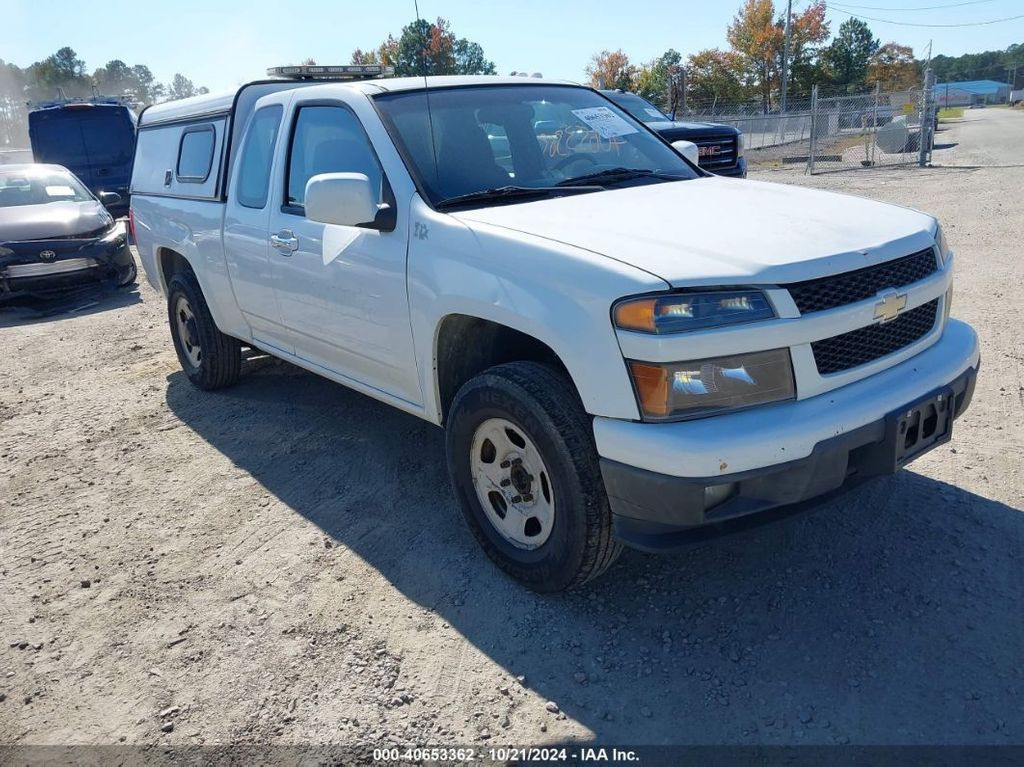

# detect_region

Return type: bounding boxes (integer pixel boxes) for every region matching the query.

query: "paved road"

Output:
[933,107,1024,167]
[1,105,1022,751]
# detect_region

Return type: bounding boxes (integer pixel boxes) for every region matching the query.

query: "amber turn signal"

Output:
[613,299,658,333]
[627,361,671,417]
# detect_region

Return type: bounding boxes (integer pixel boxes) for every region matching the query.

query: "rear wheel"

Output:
[167,271,240,390]
[446,361,621,592]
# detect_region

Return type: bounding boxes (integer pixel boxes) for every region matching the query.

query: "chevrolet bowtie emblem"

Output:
[874,290,908,323]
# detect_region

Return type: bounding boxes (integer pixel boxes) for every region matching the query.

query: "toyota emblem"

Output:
[39,250,57,263]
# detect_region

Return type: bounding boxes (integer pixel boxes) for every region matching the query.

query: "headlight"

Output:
[934,222,950,265]
[99,222,127,247]
[736,132,746,158]
[628,348,795,420]
[614,290,775,334]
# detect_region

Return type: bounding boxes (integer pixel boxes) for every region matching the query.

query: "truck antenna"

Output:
[414,0,441,189]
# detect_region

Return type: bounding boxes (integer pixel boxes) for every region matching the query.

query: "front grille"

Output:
[1,237,99,258]
[787,248,937,314]
[692,136,738,171]
[812,299,939,375]
[3,257,99,278]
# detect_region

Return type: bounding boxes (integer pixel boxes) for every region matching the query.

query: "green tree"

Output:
[25,46,90,100]
[0,59,29,146]
[357,18,494,76]
[686,49,747,109]
[350,49,380,65]
[167,73,197,101]
[823,18,879,89]
[930,43,1024,86]
[129,64,164,104]
[455,39,495,76]
[93,59,135,95]
[633,49,683,111]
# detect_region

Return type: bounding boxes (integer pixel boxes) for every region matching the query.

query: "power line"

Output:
[830,0,995,11]
[831,9,1024,26]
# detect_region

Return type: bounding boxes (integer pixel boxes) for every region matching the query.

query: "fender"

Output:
[405,197,667,424]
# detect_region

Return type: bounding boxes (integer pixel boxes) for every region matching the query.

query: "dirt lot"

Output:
[1,109,1022,750]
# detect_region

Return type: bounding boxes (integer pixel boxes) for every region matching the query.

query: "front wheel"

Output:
[446,361,621,592]
[167,271,241,390]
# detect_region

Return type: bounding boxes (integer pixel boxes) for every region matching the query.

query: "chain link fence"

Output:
[682,74,936,174]
[806,84,934,173]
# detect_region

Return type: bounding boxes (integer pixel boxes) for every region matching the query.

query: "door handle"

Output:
[270,230,298,255]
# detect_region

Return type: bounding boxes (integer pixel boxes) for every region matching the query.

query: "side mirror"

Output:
[671,140,700,166]
[304,173,382,228]
[99,191,122,208]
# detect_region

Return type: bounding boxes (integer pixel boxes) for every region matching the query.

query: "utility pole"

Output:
[780,0,793,113]
[919,67,934,168]
[680,67,688,117]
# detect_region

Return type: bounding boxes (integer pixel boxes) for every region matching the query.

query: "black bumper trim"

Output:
[602,362,978,552]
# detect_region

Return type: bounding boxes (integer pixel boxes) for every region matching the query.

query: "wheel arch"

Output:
[157,247,193,294]
[433,313,582,426]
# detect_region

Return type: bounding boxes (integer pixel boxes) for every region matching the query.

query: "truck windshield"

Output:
[374,84,697,208]
[603,92,672,123]
[0,167,92,208]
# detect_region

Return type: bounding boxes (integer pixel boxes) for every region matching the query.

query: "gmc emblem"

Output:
[698,145,722,157]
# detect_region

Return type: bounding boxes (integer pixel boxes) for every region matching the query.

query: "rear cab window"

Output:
[236,106,283,209]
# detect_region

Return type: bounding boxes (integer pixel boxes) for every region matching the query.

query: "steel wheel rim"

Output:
[469,417,555,550]
[174,295,202,368]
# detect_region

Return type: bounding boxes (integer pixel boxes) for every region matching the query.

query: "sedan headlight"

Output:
[99,221,127,248]
[614,290,775,334]
[628,348,795,420]
[934,222,950,266]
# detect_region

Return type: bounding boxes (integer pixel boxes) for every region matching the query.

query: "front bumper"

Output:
[597,319,979,551]
[0,228,133,302]
[710,157,747,177]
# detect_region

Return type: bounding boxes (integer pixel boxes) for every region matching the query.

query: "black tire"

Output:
[446,361,622,592]
[167,270,241,390]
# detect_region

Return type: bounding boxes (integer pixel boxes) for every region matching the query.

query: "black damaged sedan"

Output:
[0,164,136,304]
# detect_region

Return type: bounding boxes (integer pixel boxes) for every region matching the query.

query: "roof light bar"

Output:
[266,65,394,80]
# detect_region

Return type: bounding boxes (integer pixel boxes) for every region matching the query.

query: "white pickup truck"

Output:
[130,66,979,592]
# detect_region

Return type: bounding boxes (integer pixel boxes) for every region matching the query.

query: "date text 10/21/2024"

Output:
[372,746,641,763]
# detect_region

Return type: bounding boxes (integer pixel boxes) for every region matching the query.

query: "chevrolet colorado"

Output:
[130,68,978,591]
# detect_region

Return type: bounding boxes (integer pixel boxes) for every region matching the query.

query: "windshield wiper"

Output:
[436,184,600,210]
[555,167,686,187]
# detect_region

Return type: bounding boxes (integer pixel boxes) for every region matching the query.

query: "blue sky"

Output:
[4,0,1023,92]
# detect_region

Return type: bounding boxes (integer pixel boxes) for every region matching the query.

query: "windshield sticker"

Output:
[44,185,75,197]
[570,107,638,139]
[644,108,666,120]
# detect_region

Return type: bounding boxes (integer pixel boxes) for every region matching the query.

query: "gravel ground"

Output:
[1,108,1022,750]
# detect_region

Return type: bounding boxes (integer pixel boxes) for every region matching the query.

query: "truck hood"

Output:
[451,177,937,287]
[646,119,738,135]
[0,200,113,242]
